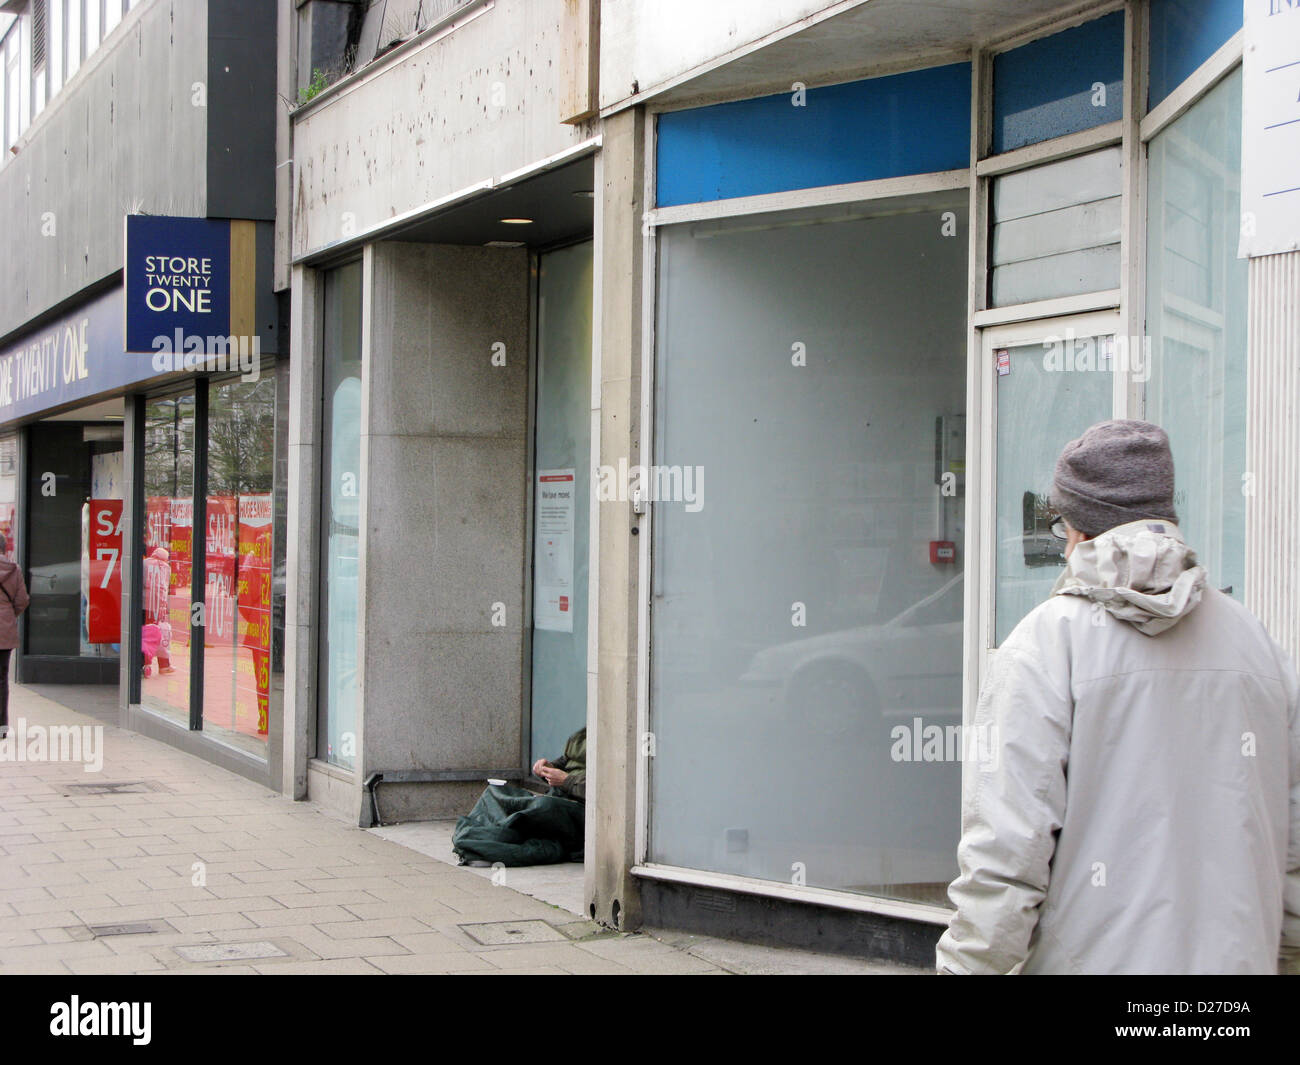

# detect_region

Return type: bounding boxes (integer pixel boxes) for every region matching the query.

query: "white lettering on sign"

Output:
[0,314,92,413]
[141,254,215,315]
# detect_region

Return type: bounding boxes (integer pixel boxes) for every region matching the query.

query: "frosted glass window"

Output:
[990,147,1122,306]
[994,335,1113,644]
[1148,0,1242,110]
[651,195,968,904]
[530,242,593,766]
[318,262,363,770]
[1146,69,1246,600]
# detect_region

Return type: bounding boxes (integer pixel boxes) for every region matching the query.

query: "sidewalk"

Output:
[0,685,918,975]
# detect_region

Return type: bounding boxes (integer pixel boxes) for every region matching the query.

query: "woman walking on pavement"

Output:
[0,532,30,738]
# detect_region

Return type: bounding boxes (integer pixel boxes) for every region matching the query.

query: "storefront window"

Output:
[530,241,593,766]
[650,196,967,903]
[993,333,1114,644]
[142,393,197,726]
[0,435,17,560]
[1146,69,1246,599]
[84,427,125,659]
[202,376,277,758]
[26,422,124,661]
[319,262,363,769]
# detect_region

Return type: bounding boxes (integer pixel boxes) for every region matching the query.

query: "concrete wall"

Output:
[289,0,596,260]
[597,0,843,110]
[355,241,531,821]
[283,263,323,801]
[0,0,279,340]
[0,0,208,339]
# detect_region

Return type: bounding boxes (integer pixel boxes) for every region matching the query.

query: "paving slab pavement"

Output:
[0,684,922,975]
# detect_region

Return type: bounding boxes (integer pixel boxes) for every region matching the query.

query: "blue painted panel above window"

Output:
[1148,0,1242,110]
[655,63,971,208]
[992,11,1125,155]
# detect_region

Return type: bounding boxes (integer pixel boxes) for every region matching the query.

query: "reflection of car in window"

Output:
[740,573,964,735]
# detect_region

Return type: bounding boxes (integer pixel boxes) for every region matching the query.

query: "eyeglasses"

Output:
[1046,514,1068,540]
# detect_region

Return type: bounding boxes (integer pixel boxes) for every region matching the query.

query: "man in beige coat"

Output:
[938,421,1300,974]
[0,532,31,737]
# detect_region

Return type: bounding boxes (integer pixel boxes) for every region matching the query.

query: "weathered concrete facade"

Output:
[0,0,275,341]
[277,0,1300,966]
[281,0,599,826]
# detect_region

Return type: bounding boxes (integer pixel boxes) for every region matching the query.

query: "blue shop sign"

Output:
[124,216,232,354]
[0,286,155,425]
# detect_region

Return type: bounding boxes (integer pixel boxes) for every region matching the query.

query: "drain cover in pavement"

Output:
[86,920,171,937]
[63,780,171,795]
[176,942,289,963]
[459,920,568,946]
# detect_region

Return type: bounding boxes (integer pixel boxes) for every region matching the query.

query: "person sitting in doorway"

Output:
[452,726,589,867]
[531,726,587,801]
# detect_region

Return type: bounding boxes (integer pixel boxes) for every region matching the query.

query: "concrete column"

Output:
[356,241,531,822]
[588,108,645,931]
[283,264,323,800]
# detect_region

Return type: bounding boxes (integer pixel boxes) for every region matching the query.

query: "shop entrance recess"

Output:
[528,241,594,767]
[975,310,1131,688]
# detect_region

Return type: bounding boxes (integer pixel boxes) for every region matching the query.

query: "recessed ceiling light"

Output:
[500,217,534,225]
[572,190,595,199]
[485,240,526,248]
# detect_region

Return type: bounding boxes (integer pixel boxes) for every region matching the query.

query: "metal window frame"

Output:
[975,308,1125,674]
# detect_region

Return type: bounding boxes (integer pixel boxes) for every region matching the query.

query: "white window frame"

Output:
[974,309,1125,684]
[634,95,974,922]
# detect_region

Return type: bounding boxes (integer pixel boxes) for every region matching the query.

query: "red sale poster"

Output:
[168,497,193,592]
[237,494,273,734]
[205,495,238,642]
[87,500,123,643]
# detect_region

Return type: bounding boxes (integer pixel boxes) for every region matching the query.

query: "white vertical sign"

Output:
[1240,0,1300,257]
[533,469,576,633]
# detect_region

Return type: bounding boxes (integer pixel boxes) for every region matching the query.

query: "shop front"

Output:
[0,215,286,785]
[599,0,1269,961]
[287,154,597,824]
[0,284,139,686]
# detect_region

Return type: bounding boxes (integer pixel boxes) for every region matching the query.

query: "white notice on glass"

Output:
[1241,0,1300,257]
[533,469,576,632]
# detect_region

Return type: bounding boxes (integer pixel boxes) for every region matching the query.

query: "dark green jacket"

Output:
[549,727,587,801]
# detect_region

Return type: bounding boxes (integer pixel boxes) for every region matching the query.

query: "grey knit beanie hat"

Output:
[1051,419,1178,537]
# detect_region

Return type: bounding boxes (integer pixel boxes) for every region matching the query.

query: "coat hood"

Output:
[1051,518,1207,636]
